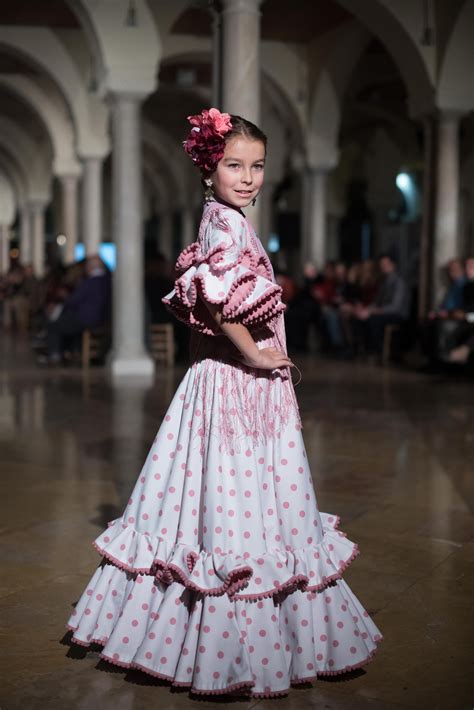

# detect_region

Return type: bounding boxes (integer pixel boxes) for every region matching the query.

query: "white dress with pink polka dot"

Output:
[66,200,383,698]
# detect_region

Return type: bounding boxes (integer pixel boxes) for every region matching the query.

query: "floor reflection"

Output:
[1,335,473,709]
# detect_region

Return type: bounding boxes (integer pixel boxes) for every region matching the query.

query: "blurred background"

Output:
[0,0,473,375]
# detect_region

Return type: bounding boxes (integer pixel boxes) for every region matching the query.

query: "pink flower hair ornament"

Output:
[183,108,232,174]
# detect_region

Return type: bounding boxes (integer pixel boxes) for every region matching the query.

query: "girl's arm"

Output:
[202,300,293,371]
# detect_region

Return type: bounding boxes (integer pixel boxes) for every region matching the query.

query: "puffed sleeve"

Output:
[162,205,286,335]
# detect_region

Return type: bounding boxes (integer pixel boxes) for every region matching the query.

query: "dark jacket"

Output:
[65,272,111,328]
[374,271,409,319]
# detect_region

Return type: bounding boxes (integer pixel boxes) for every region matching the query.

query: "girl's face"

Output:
[211,135,265,209]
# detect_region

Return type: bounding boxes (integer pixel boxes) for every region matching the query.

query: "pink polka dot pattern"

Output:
[65,201,383,698]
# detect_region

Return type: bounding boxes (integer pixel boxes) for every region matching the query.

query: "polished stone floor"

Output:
[1,335,473,710]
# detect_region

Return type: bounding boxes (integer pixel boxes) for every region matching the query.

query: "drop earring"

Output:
[251,196,257,207]
[204,178,214,201]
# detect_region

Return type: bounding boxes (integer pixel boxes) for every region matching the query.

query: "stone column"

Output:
[0,224,10,275]
[19,206,31,265]
[433,112,461,303]
[110,93,154,378]
[82,157,103,256]
[211,6,222,106]
[30,202,46,278]
[60,174,79,263]
[221,0,262,124]
[159,210,174,262]
[302,167,329,270]
[418,115,436,317]
[221,0,262,231]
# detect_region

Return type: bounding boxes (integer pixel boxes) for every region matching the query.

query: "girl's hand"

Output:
[242,347,294,370]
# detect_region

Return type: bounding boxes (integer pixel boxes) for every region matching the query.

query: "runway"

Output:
[1,335,472,709]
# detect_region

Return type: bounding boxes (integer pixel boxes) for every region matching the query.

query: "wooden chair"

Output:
[149,323,175,366]
[82,327,109,368]
[382,323,401,366]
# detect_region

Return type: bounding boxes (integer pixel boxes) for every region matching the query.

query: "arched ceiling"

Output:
[0,1,79,27]
[172,0,352,42]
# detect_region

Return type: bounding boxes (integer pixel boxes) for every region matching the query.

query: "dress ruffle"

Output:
[67,558,382,698]
[92,512,358,601]
[162,203,286,335]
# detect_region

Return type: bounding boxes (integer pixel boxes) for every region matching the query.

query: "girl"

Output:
[66,108,383,698]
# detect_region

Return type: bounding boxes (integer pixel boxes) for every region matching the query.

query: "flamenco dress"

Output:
[66,198,383,698]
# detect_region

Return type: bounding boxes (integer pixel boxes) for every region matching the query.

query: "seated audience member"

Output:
[354,253,408,356]
[319,262,349,352]
[40,255,111,364]
[431,258,466,317]
[285,262,322,352]
[419,258,466,368]
[445,256,474,365]
[359,260,379,306]
[339,263,362,348]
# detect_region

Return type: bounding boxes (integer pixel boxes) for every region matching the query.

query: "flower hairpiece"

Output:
[183,107,232,174]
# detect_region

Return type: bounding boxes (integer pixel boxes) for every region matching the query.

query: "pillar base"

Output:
[110,353,155,378]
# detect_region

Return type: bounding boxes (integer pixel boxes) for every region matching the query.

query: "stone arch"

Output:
[0,27,109,158]
[335,0,434,117]
[308,22,371,167]
[142,121,187,206]
[0,171,16,226]
[438,1,474,112]
[0,117,52,203]
[66,0,161,95]
[0,76,81,177]
[0,150,27,208]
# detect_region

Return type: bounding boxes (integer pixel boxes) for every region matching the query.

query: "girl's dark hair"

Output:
[227,114,267,150]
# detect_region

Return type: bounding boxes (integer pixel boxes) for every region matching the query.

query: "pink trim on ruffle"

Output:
[306,544,360,592]
[162,203,286,337]
[251,688,289,698]
[232,573,308,601]
[92,541,151,574]
[99,653,132,669]
[91,513,360,602]
[316,640,383,677]
[131,662,178,683]
[79,635,383,698]
[166,561,253,597]
[189,680,255,696]
[71,635,92,647]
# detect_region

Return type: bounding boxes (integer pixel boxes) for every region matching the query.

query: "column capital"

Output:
[59,173,80,187]
[221,0,262,14]
[107,91,148,109]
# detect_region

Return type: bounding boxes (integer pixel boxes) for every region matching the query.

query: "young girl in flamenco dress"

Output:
[66,108,383,699]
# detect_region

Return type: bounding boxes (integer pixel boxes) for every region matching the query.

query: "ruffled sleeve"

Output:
[162,205,286,336]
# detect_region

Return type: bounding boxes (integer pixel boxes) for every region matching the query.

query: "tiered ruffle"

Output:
[67,514,382,697]
[162,204,286,336]
[91,512,359,601]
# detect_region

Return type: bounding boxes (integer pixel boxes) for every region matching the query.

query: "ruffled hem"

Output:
[70,632,383,699]
[92,512,356,602]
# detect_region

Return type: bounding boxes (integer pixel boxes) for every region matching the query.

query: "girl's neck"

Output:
[211,194,245,217]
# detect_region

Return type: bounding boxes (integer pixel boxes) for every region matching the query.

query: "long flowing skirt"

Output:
[66,357,383,698]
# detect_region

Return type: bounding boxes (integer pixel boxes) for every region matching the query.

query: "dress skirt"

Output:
[66,354,382,698]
